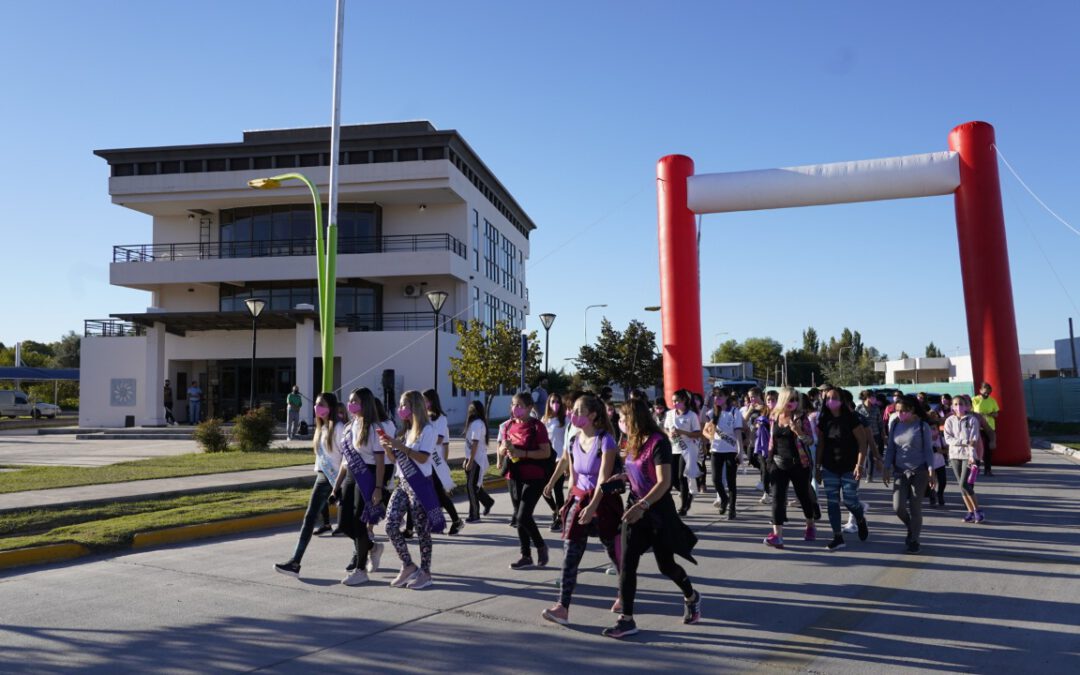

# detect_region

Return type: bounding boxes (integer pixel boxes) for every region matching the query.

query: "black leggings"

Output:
[925,464,947,503]
[559,533,619,608]
[340,473,373,566]
[465,462,495,520]
[769,461,815,526]
[620,512,694,616]
[674,454,692,511]
[516,479,547,556]
[711,452,738,511]
[543,474,566,515]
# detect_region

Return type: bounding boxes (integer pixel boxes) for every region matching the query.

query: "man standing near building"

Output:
[972,382,1000,476]
[286,385,303,440]
[163,379,175,425]
[532,378,549,415]
[187,380,202,425]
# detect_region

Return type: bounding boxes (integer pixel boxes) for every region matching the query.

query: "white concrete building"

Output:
[875,350,1058,385]
[82,122,536,428]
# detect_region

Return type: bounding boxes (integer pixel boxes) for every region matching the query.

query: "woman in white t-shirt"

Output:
[379,390,437,590]
[541,392,568,531]
[702,389,743,520]
[422,389,464,536]
[463,400,495,521]
[664,388,702,516]
[330,387,393,585]
[274,391,346,579]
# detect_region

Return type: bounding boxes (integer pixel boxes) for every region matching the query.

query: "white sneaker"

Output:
[407,570,433,590]
[342,569,369,586]
[367,542,384,573]
[390,565,419,588]
[711,498,724,508]
[759,494,771,505]
[842,519,858,534]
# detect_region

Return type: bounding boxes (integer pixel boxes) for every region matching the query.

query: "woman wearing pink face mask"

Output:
[944,394,985,523]
[815,386,870,552]
[663,389,702,516]
[763,387,817,549]
[542,393,623,626]
[884,395,936,553]
[541,392,568,531]
[501,392,553,569]
[275,392,345,578]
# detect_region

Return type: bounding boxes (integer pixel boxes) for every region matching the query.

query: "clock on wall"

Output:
[110,378,136,407]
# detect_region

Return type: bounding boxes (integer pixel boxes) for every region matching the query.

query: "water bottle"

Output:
[967,463,979,485]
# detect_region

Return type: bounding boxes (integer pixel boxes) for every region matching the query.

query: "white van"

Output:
[0,390,33,418]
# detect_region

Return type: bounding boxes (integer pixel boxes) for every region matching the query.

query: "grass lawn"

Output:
[0,465,503,553]
[1065,443,1080,451]
[0,450,312,494]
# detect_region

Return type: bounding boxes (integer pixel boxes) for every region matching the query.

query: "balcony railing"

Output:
[113,234,467,263]
[345,312,459,334]
[85,319,144,337]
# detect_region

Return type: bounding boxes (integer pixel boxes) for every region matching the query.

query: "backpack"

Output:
[298,420,309,437]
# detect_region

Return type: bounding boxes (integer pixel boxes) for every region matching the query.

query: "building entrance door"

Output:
[213,358,295,420]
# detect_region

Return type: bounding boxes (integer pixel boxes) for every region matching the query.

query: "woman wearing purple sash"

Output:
[380,390,439,590]
[602,397,701,639]
[330,387,392,585]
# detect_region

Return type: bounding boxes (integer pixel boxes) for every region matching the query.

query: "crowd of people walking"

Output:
[273,379,998,639]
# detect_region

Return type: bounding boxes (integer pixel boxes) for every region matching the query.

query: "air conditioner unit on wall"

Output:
[403,283,422,298]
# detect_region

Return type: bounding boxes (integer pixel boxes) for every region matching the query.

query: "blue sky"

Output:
[2,1,1078,370]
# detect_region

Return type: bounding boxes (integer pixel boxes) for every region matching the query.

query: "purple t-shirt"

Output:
[572,431,617,491]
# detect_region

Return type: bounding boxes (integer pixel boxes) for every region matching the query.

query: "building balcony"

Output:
[85,310,460,337]
[110,233,471,289]
[113,233,466,263]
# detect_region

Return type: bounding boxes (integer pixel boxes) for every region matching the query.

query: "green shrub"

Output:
[193,418,231,453]
[231,406,276,452]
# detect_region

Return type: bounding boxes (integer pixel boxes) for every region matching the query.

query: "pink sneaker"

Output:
[541,604,569,626]
[804,525,816,542]
[764,533,784,549]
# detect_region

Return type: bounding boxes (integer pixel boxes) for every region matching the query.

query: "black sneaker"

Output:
[549,518,562,532]
[465,516,481,523]
[403,528,414,539]
[683,590,702,624]
[313,525,332,536]
[906,540,921,554]
[602,617,639,639]
[483,503,493,516]
[826,535,846,552]
[346,553,359,572]
[449,520,465,536]
[856,517,869,542]
[509,556,534,570]
[726,511,736,521]
[274,560,301,577]
[537,546,549,567]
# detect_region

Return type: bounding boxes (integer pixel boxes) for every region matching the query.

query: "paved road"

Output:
[2,448,1078,673]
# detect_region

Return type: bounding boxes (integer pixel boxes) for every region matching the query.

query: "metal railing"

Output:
[113,233,467,263]
[85,319,144,337]
[345,312,459,333]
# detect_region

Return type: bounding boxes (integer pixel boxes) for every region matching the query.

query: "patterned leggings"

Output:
[385,486,432,573]
[559,534,620,608]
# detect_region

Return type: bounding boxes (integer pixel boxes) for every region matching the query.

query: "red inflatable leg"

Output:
[949,121,1031,465]
[657,155,703,403]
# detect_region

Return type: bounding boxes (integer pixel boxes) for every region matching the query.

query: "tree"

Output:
[802,327,820,354]
[576,319,661,398]
[710,339,745,364]
[448,320,541,412]
[741,337,783,385]
[925,341,943,358]
[900,351,910,359]
[53,331,81,368]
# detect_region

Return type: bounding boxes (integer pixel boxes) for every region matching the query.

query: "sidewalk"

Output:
[1,447,1077,673]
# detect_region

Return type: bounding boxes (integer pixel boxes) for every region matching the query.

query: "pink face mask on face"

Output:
[674,402,686,413]
[550,402,560,412]
[346,402,362,415]
[397,407,412,421]
[955,405,967,415]
[826,399,842,412]
[898,412,913,423]
[570,413,590,428]
[314,405,330,419]
[512,405,528,419]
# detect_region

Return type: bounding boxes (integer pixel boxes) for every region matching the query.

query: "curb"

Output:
[0,477,509,573]
[1047,443,1079,459]
[0,543,91,570]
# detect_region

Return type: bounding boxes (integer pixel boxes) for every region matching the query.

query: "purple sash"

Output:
[396,449,446,534]
[342,426,385,525]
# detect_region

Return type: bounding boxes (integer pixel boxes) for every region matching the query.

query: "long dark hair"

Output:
[313,391,339,446]
[350,387,380,447]
[543,392,566,427]
[621,397,662,460]
[466,400,489,444]
[673,388,697,415]
[823,386,856,420]
[423,389,445,420]
[899,395,929,424]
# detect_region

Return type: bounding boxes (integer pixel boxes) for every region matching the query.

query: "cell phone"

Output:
[376,428,387,438]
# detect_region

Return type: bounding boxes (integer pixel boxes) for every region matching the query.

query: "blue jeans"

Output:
[821,468,864,534]
[188,400,201,424]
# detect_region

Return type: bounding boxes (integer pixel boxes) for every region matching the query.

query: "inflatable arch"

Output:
[657,121,1030,465]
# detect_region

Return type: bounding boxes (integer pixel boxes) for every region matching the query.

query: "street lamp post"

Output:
[584,304,607,343]
[248,173,336,393]
[245,298,266,412]
[426,290,448,392]
[539,313,556,373]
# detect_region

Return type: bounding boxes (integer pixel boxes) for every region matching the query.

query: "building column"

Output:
[295,319,315,424]
[142,322,165,426]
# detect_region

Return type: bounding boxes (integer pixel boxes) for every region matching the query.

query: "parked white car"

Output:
[32,402,62,419]
[0,390,33,418]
